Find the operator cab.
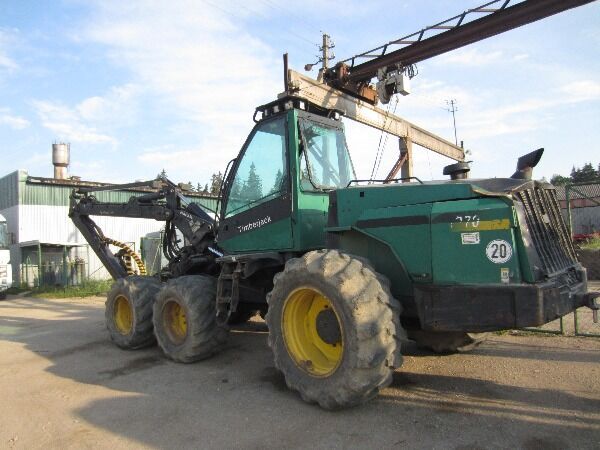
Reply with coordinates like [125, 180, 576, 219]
[217, 96, 355, 254]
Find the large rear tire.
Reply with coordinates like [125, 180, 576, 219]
[153, 275, 229, 363]
[407, 330, 488, 353]
[266, 250, 403, 409]
[105, 276, 161, 349]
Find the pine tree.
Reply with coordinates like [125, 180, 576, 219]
[243, 163, 263, 200]
[270, 169, 284, 194]
[157, 168, 167, 179]
[571, 163, 598, 183]
[230, 179, 242, 199]
[210, 172, 223, 195]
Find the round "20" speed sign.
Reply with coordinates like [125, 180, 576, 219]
[485, 239, 512, 264]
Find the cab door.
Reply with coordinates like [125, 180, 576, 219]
[218, 114, 294, 253]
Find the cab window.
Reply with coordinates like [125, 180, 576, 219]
[225, 117, 287, 218]
[299, 119, 355, 191]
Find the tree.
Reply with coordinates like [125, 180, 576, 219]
[550, 174, 570, 186]
[230, 178, 242, 199]
[571, 163, 598, 183]
[157, 168, 168, 179]
[270, 169, 284, 194]
[551, 161, 600, 186]
[210, 172, 223, 195]
[242, 163, 263, 200]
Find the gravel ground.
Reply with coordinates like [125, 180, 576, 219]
[0, 293, 598, 450]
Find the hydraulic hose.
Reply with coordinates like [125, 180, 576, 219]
[104, 237, 147, 276]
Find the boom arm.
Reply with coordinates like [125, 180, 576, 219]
[324, 0, 595, 101]
[69, 179, 218, 279]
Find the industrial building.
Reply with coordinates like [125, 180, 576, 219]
[556, 184, 600, 236]
[0, 144, 217, 287]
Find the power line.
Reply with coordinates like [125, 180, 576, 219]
[258, 0, 322, 37]
[200, 0, 319, 49]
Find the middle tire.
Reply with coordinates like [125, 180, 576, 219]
[266, 249, 403, 409]
[153, 275, 229, 363]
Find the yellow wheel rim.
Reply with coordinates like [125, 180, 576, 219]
[114, 295, 133, 335]
[282, 288, 343, 377]
[164, 300, 187, 344]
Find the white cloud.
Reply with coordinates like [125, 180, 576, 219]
[81, 0, 282, 179]
[560, 80, 600, 102]
[31, 83, 142, 144]
[436, 48, 504, 67]
[32, 99, 116, 144]
[434, 48, 530, 67]
[0, 28, 19, 72]
[0, 107, 30, 129]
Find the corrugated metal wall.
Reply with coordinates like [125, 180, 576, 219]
[0, 205, 20, 283]
[0, 170, 221, 284]
[187, 195, 219, 213]
[0, 171, 21, 210]
[18, 205, 165, 280]
[562, 206, 600, 235]
[21, 181, 172, 206]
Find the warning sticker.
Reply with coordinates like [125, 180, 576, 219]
[501, 268, 510, 283]
[486, 239, 513, 264]
[461, 232, 480, 245]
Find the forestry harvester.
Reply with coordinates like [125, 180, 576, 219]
[70, 0, 599, 409]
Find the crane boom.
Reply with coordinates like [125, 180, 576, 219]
[325, 0, 596, 100]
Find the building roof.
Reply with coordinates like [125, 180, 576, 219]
[555, 183, 600, 201]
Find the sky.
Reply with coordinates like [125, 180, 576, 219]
[0, 0, 598, 187]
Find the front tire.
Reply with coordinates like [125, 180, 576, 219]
[266, 250, 403, 409]
[153, 275, 229, 363]
[105, 276, 161, 349]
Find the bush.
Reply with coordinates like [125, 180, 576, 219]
[580, 234, 600, 250]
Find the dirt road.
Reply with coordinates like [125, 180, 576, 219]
[0, 294, 598, 449]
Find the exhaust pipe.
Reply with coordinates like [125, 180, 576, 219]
[511, 148, 544, 180]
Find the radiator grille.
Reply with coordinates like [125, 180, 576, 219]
[514, 187, 577, 277]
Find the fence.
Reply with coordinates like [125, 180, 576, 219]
[141, 234, 166, 276]
[20, 259, 87, 288]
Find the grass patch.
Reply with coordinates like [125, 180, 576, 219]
[6, 286, 30, 295]
[28, 279, 113, 299]
[580, 235, 600, 250]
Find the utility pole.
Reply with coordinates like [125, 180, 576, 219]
[321, 34, 333, 71]
[446, 99, 458, 146]
[305, 33, 335, 73]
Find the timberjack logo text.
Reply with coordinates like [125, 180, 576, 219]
[237, 216, 272, 233]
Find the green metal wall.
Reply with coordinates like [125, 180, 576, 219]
[0, 171, 20, 210]
[0, 170, 219, 212]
